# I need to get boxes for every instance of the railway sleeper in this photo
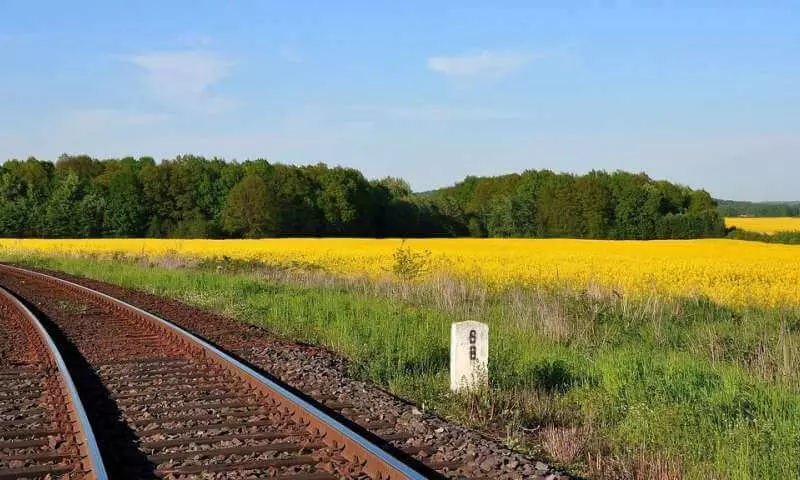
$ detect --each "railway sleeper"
[112,381,235,398]
[0,436,55,449]
[126,403,264,422]
[0,417,51,429]
[147,440,327,463]
[104,372,229,390]
[0,367,38,375]
[130,409,273,427]
[126,400,259,416]
[94,357,187,368]
[153,455,320,476]
[0,463,74,479]
[141,431,305,450]
[106,369,224,384]
[134,419,288,438]
[0,450,73,462]
[0,389,45,402]
[118,392,237,409]
[0,428,61,439]
[0,406,44,417]
[0,382,44,395]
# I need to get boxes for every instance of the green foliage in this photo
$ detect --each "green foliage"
[486,195,517,237]
[728,229,800,245]
[718,200,800,217]
[373,176,412,199]
[429,169,725,240]
[43,172,81,237]
[104,166,146,237]
[221,173,280,238]
[0,154,725,240]
[316,166,375,235]
[389,241,431,281]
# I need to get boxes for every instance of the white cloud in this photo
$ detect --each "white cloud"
[427,50,540,78]
[127,50,236,113]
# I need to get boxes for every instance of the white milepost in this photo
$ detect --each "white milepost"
[450,321,488,392]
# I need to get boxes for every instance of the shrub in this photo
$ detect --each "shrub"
[390,241,431,281]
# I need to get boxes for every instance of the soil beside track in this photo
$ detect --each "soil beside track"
[1,265,569,480]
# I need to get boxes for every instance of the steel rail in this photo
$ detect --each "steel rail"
[0,284,109,480]
[0,263,427,480]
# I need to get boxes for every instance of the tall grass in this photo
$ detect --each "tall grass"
[3,251,800,479]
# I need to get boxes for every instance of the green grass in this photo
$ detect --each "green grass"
[3,252,800,479]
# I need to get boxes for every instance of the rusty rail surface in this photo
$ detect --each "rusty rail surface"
[0,263,428,480]
[0,285,108,479]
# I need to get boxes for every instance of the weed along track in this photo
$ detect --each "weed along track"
[0,285,106,479]
[0,265,433,479]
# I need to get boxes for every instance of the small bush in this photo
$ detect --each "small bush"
[389,241,431,281]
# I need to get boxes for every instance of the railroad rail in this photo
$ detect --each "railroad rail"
[0,284,107,479]
[0,264,429,479]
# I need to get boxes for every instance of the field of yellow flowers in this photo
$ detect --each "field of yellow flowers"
[725,216,800,234]
[1,238,799,308]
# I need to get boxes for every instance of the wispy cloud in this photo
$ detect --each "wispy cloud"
[126,50,236,113]
[427,50,541,79]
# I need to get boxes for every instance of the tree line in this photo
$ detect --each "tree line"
[0,154,725,239]
[426,170,725,239]
[717,200,800,218]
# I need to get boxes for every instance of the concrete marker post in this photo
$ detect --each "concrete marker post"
[450,321,488,392]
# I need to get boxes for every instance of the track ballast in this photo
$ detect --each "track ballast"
[0,264,430,480]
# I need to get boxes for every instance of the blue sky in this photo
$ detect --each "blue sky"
[1,1,798,200]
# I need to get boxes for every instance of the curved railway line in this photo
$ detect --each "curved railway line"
[0,264,432,479]
[0,284,106,479]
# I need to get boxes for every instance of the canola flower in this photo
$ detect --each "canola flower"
[1,238,799,308]
[725,217,800,234]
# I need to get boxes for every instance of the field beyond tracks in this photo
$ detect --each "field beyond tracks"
[1,238,800,307]
[725,216,800,234]
[2,239,800,479]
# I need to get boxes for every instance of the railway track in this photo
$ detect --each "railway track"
[0,284,107,479]
[0,264,430,479]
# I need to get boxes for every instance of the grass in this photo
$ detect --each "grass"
[3,251,800,479]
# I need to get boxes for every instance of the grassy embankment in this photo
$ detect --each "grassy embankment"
[1,251,799,480]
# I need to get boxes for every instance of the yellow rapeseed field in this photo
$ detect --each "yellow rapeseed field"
[1,238,799,308]
[725,217,800,234]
